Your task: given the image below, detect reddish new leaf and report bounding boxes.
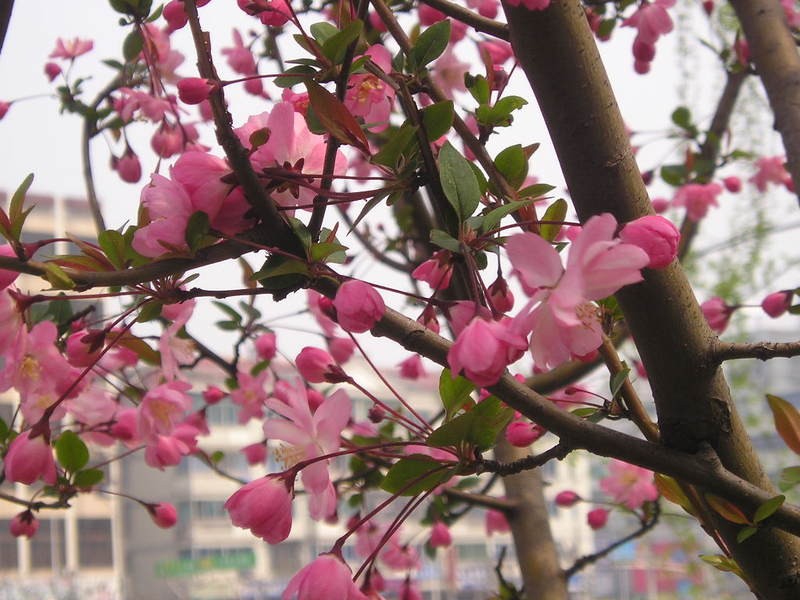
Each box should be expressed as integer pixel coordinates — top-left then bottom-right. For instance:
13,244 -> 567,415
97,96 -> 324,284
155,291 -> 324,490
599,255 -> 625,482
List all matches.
305,80 -> 370,154
767,394 -> 800,455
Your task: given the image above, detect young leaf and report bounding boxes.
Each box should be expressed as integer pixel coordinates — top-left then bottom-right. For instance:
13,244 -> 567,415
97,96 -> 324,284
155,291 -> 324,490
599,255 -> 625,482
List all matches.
74,468 -> 105,489
305,80 -> 369,153
736,526 -> 758,544
778,466 -> 800,492
438,142 -> 481,221
539,198 -> 568,242
56,431 -> 90,473
372,123 -> 418,168
320,20 -> 363,65
420,100 -> 454,141
706,494 -> 751,525
409,21 -> 450,70
381,456 -> 453,496
480,199 -> 533,234
766,394 -> 800,454
753,494 -> 785,524
609,365 -> 631,401
185,211 -> 211,252
494,145 -> 529,190
439,369 -> 475,420
430,229 -> 462,253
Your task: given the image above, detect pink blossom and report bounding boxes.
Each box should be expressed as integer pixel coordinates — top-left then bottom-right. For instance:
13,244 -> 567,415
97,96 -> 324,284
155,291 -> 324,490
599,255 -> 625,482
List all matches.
599,460 -> 659,509
783,0 -> 800,28
345,45 -> 395,132
328,336 -> 356,364
429,521 -> 452,548
431,49 -> 469,98
151,122 -> 186,158
132,174 -> 193,257
144,432 -> 193,469
255,332 -> 277,361
283,553 -> 367,600
467,0 -> 499,18
554,490 -> 581,507
308,290 -> 338,336
177,78 -> 217,105
622,0 -> 675,45
231,368 -> 271,423
446,301 -> 492,336
672,182 -> 722,221
398,354 -> 426,380
236,102 -> 347,213
701,296 -> 734,334
485,508 -> 510,535
505,0 -> 551,9
67,386 -> 118,429
0,245 -> 21,290
10,511 -> 39,538
619,215 -> 680,269
115,88 -> 175,123
448,317 -> 528,387
479,40 -> 514,65
333,281 -> 386,333
399,578 -> 424,600
418,4 -> 445,25
488,276 -> 514,313
296,347 -> 346,383
4,431 -> 57,485
222,30 -> 258,75
412,251 -> 452,290
505,420 -> 544,447
750,156 -> 792,192
242,442 -> 268,465
203,385 -> 226,404
380,540 -> 420,570
49,37 -> 94,60
0,101 -> 10,120
507,214 -> 648,369
113,150 -> 142,183
163,0 -> 189,32
148,502 -> 178,528
110,408 -> 140,445
723,176 -> 742,193
44,62 -> 61,81
264,381 -> 352,519
587,507 -> 610,529
225,476 -> 294,543
761,291 -> 792,318
138,381 -> 193,441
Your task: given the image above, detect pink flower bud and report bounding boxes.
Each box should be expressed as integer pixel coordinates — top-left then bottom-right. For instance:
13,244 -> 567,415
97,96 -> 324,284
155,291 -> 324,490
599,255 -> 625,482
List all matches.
619,215 -> 680,269
632,38 -> 656,62
242,442 -> 268,465
723,176 -> 741,193
254,332 -> 277,361
113,150 -> 142,183
634,60 -> 651,75
488,276 -> 514,313
398,354 -> 425,380
203,385 -> 226,404
701,296 -> 734,334
296,347 -> 347,383
4,431 -> 57,485
761,291 -> 792,318
177,78 -> 217,105
44,62 -> 62,81
0,244 -> 21,290
163,0 -> 189,32
148,502 -> 178,528
225,476 -> 293,543
428,521 -> 453,548
333,280 -> 386,333
651,197 -> 669,213
0,101 -> 10,120
587,508 -> 609,530
412,251 -> 452,290
10,511 -> 39,538
485,508 -> 510,535
328,336 -> 355,363
554,491 -> 581,507
505,420 -> 544,447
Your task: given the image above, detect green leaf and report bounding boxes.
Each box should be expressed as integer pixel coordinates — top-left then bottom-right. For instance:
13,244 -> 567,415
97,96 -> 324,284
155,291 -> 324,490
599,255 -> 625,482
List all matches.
347,189 -> 391,233
465,74 -> 490,105
439,369 -> 475,420
736,526 -> 758,544
660,164 -> 686,187
671,106 -> 693,130
0,417 -> 8,444
754,494 -> 785,524
55,431 -> 90,473
185,211 -> 210,252
9,173 -> 34,225
492,146 -> 529,191
372,123 -> 418,168
310,241 -> 348,263
476,96 -> 528,128
430,229 -> 461,253
428,396 -> 513,451
305,80 -> 369,153
123,29 -> 143,63
420,101 -> 454,141
309,22 -> 339,45
439,142 -> 481,221
609,365 -> 631,401
539,198 -> 568,242
212,301 -> 242,324
519,182 -> 555,200
699,554 -> 744,576
273,65 -> 318,88
778,466 -> 800,492
320,20 -> 363,65
409,20 -> 450,70
73,468 -> 105,489
43,263 -> 75,290
381,456 -> 453,496
480,200 -> 532,234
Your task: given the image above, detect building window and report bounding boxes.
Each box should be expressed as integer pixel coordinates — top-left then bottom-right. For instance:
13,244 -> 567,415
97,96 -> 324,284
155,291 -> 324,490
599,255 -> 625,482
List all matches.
0,520 -> 18,570
270,541 -> 302,577
31,519 -> 65,570
78,519 -> 113,567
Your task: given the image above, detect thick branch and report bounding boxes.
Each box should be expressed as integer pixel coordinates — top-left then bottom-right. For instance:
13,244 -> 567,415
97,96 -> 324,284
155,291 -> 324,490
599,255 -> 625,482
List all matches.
729,0 -> 800,202
420,0 -> 509,40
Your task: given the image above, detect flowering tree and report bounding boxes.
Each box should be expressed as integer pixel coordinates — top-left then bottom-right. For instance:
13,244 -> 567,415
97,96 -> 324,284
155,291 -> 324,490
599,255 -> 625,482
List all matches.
2,0 -> 800,598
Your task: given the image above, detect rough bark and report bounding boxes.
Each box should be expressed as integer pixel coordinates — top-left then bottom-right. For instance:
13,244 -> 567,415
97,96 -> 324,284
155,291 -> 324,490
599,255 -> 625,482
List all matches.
495,440 -> 568,600
503,1 -> 800,597
729,0 -> 800,201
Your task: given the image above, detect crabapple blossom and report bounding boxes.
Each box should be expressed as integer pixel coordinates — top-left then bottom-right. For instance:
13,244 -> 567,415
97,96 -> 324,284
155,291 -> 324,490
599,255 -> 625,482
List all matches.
412,251 -> 452,290
380,540 -> 421,570
555,491 -> 581,507
137,381 -> 193,441
177,77 -> 217,105
242,442 -> 268,465
701,296 -> 734,334
398,354 -> 426,380
672,182 -> 722,221
148,502 -> 178,528
505,420 -> 545,447
432,49 -> 469,98
222,30 -> 257,75
587,508 -> 610,529
762,291 -> 793,318
163,0 -> 189,32
750,156 -> 792,192
295,347 -> 344,383
283,553 -> 367,600
623,0 -> 675,45
485,509 -> 510,535
225,475 -> 294,543
467,0 -> 499,19
3,431 -> 57,485
0,101 -> 9,120
49,37 -> 93,60
203,385 -> 226,404
10,511 -> 39,538
328,336 -> 356,364
429,521 -> 452,548
448,317 -> 528,387
723,176 -> 742,193
333,280 -> 386,333
505,0 -> 551,10
230,368 -> 271,423
345,45 -> 395,132
619,215 -> 680,269
599,460 -> 659,510
255,332 -> 277,361
0,245 -> 21,290
144,431 -> 195,469
488,276 -> 515,313
113,150 -> 142,183
44,62 -> 61,81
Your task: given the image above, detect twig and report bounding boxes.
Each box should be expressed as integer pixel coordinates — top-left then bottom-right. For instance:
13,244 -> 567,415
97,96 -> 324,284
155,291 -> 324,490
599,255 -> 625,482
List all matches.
479,443 -> 570,476
420,0 -> 509,40
713,339 -> 800,362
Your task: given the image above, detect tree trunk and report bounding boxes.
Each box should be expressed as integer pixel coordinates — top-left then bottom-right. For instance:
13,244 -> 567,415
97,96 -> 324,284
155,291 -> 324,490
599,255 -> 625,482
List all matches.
503,1 -> 800,597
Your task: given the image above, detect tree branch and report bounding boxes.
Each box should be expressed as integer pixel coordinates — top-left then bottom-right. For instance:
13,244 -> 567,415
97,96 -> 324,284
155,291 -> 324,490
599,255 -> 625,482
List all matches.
713,339 -> 800,362
420,0 -> 509,40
